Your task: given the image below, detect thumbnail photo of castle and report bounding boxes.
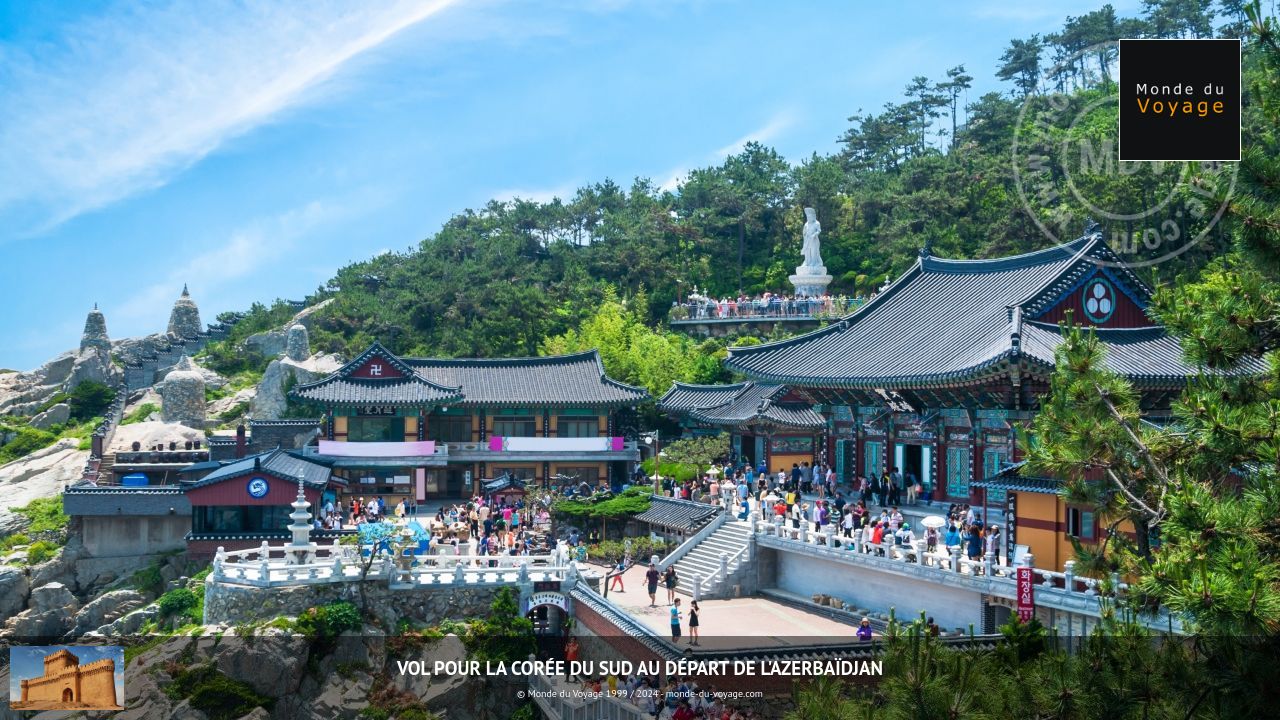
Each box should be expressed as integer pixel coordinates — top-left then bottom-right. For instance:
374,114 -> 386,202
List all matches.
9,646 -> 124,711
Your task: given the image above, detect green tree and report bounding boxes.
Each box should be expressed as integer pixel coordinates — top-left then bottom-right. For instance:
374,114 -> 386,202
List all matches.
659,434 -> 730,479
997,35 -> 1044,97
463,587 -> 536,663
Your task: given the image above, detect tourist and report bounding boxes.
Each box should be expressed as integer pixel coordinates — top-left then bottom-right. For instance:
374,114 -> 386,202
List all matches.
646,563 -> 660,607
926,617 -> 940,636
888,466 -> 902,505
663,566 -> 679,604
688,600 -> 700,646
925,524 -> 939,553
564,637 -> 579,680
610,556 -> 626,592
985,525 -> 1002,566
904,470 -> 918,505
841,507 -> 855,538
966,524 -> 983,561
858,475 -> 870,503
670,598 -> 683,642
889,506 -> 903,532
896,522 -> 915,550
825,465 -> 836,496
857,617 -> 873,641
944,523 -> 962,554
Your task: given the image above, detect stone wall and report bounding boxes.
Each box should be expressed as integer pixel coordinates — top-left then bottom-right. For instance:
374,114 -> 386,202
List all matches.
767,547 -> 986,632
204,580 -> 510,628
81,516 -> 188,559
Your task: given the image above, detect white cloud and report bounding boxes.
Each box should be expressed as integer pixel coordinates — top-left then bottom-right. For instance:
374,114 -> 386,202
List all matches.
0,0 -> 461,234
658,109 -> 796,192
114,199 -> 356,328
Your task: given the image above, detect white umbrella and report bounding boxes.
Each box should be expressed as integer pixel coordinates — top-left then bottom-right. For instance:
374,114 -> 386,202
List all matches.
706,467 -> 720,476
921,515 -> 947,529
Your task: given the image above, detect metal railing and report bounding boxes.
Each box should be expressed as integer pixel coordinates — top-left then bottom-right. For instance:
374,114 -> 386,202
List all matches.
669,296 -> 866,322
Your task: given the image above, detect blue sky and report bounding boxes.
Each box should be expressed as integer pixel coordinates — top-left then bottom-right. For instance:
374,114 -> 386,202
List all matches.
0,0 -> 1137,371
9,645 -> 125,705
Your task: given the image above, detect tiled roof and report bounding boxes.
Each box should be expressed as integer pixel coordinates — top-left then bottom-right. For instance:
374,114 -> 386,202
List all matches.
1019,322 -> 1267,381
724,235 -> 1217,388
291,342 -> 463,406
658,382 -> 749,412
405,350 -> 649,408
183,449 -> 335,490
971,460 -> 1061,495
63,486 -> 191,516
292,342 -> 649,408
633,496 -> 721,529
661,381 -> 825,430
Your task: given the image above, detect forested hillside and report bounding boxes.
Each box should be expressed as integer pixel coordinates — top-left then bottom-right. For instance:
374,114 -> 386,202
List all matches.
206,1 -> 1266,394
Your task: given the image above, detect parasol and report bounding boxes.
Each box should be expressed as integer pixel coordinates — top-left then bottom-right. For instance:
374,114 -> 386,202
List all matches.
921,515 -> 947,529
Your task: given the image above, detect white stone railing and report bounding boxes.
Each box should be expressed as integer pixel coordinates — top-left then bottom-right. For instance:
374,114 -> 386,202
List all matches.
658,510 -> 725,570
688,540 -> 751,601
757,517 -> 1127,601
211,539 -> 580,589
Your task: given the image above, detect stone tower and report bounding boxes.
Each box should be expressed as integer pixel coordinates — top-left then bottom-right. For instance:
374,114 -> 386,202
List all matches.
167,284 -> 202,338
160,355 -> 206,429
80,303 -> 111,354
284,323 -> 310,362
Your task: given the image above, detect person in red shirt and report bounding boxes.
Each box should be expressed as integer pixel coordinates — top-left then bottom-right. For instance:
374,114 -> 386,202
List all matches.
773,500 -> 786,517
871,521 -> 885,555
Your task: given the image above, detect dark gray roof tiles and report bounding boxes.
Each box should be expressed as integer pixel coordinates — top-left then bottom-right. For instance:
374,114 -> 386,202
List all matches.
292,342 -> 649,408
405,351 -> 649,407
686,383 -> 826,430
971,461 -> 1061,495
63,487 -> 191,516
658,382 -> 749,412
725,235 -> 1230,388
183,449 -> 335,490
633,496 -> 721,529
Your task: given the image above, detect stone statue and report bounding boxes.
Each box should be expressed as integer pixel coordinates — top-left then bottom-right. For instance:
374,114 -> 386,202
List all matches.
801,207 -> 823,268
789,207 -> 832,298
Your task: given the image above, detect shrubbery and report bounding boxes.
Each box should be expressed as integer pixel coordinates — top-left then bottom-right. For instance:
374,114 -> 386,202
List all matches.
0,426 -> 57,464
165,664 -> 272,720
295,601 -> 362,640
10,496 -> 67,533
24,540 -> 58,565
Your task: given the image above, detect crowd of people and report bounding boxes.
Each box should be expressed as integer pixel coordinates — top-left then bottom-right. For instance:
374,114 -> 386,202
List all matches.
658,460 -> 1006,571
672,292 -> 866,320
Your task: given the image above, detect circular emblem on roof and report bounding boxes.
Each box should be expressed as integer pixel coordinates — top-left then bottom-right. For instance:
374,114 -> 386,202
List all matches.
246,476 -> 270,499
1082,277 -> 1115,324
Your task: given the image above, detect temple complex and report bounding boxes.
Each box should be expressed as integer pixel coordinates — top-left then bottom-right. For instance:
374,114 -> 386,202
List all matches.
713,232 -> 1259,569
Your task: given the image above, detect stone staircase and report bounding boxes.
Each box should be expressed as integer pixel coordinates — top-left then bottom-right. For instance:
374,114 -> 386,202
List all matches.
671,521 -> 753,598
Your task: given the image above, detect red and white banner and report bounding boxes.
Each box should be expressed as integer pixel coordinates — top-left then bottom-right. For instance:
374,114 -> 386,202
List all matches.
1016,567 -> 1035,622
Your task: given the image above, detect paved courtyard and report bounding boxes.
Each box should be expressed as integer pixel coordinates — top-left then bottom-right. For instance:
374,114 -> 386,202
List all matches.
600,565 -> 870,651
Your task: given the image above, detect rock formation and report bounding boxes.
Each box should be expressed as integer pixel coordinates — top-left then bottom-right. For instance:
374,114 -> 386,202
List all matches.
250,353 -> 342,420
0,306 -> 123,416
159,356 -> 206,429
80,304 -> 111,354
0,438 -> 87,536
28,403 -> 70,430
166,284 -> 202,339
284,324 -> 310,362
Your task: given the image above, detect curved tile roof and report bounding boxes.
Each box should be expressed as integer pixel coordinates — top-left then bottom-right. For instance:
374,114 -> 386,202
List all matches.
633,496 -> 721,530
405,350 -> 649,408
687,383 -> 826,430
725,235 -> 1228,388
658,382 -> 749,412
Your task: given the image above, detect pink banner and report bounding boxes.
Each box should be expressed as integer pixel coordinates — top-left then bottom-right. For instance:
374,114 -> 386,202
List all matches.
485,437 -> 626,452
317,439 -> 436,457
489,436 -> 504,451
1016,567 -> 1035,622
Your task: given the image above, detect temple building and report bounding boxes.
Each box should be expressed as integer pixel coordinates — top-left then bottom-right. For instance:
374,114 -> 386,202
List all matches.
658,381 -> 826,472
724,232 -> 1250,569
288,342 -> 649,502
181,449 -> 343,556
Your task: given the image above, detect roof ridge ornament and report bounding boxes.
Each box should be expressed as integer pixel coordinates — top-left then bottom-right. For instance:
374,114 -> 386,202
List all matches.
1084,218 -> 1101,236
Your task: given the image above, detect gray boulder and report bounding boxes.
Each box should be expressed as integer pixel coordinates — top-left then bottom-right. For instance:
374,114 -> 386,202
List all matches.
0,566 -> 30,621
28,402 -> 70,429
250,354 -> 341,420
73,589 -> 147,636
30,581 -> 78,613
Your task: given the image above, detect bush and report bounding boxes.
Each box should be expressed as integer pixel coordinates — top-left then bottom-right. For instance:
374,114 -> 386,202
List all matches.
157,588 -> 198,617
295,601 -> 361,640
66,380 -> 116,421
121,402 -> 159,425
10,497 -> 67,533
167,665 -> 272,720
589,536 -> 669,563
0,533 -> 30,552
0,426 -> 58,464
129,563 -> 166,596
24,540 -> 58,565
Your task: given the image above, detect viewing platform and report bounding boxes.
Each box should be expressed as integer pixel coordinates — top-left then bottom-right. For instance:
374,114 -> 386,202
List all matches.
667,296 -> 865,337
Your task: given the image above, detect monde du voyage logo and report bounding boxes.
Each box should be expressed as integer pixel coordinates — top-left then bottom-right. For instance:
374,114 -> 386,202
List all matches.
1119,38 -> 1241,161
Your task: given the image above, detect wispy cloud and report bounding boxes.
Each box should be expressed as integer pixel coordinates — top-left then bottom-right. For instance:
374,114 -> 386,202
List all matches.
114,198 -> 362,329
658,108 -> 796,191
0,0 -> 461,234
